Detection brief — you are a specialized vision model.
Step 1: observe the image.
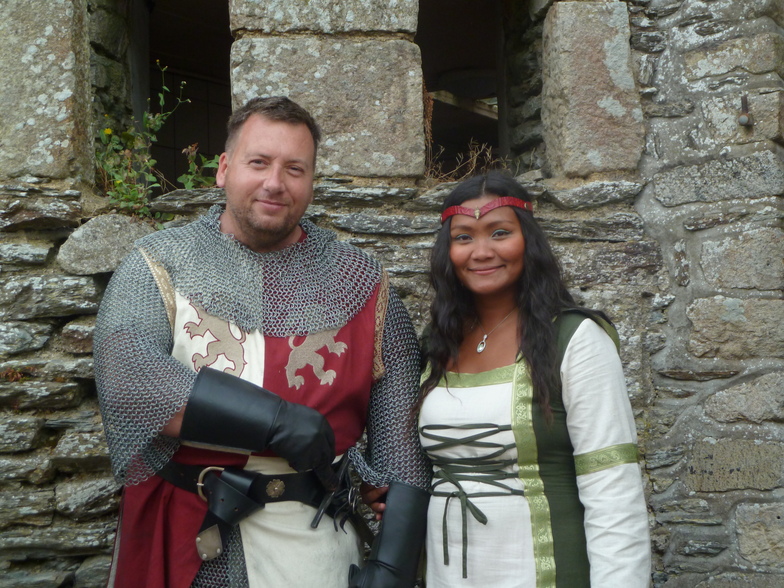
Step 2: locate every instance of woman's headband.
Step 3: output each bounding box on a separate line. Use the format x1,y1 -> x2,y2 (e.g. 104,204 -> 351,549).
440,196 -> 534,224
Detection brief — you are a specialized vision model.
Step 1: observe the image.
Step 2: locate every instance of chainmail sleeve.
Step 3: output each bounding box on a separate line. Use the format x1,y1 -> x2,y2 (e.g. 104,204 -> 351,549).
94,248 -> 196,486
348,287 -> 431,489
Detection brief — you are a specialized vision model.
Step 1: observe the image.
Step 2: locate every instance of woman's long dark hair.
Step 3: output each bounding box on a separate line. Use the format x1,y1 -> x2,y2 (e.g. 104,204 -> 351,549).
421,170 -> 589,419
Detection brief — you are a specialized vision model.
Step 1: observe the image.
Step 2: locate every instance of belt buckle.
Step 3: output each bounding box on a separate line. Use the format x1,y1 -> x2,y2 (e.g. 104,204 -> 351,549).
196,466 -> 225,502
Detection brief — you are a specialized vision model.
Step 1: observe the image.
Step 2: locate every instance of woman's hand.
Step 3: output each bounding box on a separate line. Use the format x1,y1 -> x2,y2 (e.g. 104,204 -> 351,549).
360,483 -> 388,521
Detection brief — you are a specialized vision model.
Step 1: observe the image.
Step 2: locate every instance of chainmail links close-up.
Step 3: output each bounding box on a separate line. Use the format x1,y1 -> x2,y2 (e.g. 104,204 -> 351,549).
94,248 -> 196,485
348,287 -> 432,490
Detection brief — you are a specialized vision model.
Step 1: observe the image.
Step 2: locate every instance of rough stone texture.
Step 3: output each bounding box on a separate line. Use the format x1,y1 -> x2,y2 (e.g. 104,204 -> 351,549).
0,241 -> 52,267
230,0 -> 418,34
736,503 -> 784,566
683,32 -> 784,80
0,321 -> 53,356
74,555 -> 113,588
700,227 -> 784,291
541,1 -> 645,177
706,372 -> 784,424
50,431 -> 110,473
55,476 -> 120,521
0,520 -> 115,557
57,315 -> 96,355
543,178 -> 645,209
684,439 -> 784,493
702,90 -> 784,147
653,144 -> 784,207
0,0 -> 91,180
56,214 -> 155,275
0,275 -> 101,320
0,186 -> 82,231
687,297 -> 784,359
0,486 -> 55,529
230,37 -> 425,177
0,416 -> 45,453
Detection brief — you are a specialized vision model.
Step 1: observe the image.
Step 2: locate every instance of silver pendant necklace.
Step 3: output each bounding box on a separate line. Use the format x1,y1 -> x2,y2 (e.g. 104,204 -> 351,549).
476,308 -> 516,353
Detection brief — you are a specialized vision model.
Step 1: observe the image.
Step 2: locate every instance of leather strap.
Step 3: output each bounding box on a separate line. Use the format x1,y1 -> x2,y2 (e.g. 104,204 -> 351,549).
156,460 -> 374,560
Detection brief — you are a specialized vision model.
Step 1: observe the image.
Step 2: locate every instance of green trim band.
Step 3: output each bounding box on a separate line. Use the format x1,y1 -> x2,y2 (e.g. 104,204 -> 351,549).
511,361 -> 557,587
439,364 -> 516,388
574,443 -> 638,476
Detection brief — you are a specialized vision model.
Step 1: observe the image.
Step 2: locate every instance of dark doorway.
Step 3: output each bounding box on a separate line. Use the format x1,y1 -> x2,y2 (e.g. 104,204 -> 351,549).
147,0 -> 233,190
416,0 -> 502,176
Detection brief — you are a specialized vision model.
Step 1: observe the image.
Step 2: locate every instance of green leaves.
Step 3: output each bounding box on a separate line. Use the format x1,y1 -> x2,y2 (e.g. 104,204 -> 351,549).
94,63 -> 216,227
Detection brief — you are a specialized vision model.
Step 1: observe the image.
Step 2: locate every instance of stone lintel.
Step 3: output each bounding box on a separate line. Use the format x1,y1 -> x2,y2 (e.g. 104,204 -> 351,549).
231,37 -> 425,178
230,0 -> 418,34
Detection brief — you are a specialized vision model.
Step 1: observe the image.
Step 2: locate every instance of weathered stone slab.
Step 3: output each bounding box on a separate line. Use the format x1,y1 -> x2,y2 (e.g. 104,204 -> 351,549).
149,188 -> 225,214
57,214 -> 155,275
706,372 -> 784,424
703,90 -> 784,146
683,32 -> 784,80
55,476 -> 120,521
58,315 -> 96,355
51,431 -> 111,473
0,241 -> 51,266
700,227 -> 784,291
0,321 -> 53,356
0,189 -> 82,231
541,1 -> 645,177
654,145 -> 784,207
684,439 -> 784,492
0,487 -> 54,529
538,212 -> 646,242
555,240 -> 663,287
74,555 -> 112,588
231,37 -> 425,177
653,497 -> 723,526
542,178 -> 645,209
0,0 -> 91,180
0,454 -> 54,485
230,0 -> 418,33
0,380 -> 84,410
0,520 -> 115,557
315,183 -> 418,207
690,573 -> 784,588
0,275 -> 101,320
0,415 -> 45,453
687,297 -> 784,359
736,503 -> 784,566
332,213 -> 439,236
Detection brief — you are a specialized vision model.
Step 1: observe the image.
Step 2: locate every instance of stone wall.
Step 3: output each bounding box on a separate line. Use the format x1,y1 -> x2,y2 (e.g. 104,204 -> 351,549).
0,0 -> 782,586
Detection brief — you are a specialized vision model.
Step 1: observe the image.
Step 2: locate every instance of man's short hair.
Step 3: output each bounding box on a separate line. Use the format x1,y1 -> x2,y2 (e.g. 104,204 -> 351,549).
225,96 -> 322,157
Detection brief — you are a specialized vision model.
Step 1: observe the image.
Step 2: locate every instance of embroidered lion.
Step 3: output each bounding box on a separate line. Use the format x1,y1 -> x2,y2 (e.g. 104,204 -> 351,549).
184,303 -> 247,376
285,328 -> 347,389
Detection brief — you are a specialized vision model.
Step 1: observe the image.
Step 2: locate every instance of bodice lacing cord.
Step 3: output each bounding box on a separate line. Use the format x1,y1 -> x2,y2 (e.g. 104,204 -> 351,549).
420,423 -> 526,579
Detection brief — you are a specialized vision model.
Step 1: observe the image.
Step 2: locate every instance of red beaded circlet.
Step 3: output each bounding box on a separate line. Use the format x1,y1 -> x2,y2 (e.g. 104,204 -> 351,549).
440,196 -> 534,224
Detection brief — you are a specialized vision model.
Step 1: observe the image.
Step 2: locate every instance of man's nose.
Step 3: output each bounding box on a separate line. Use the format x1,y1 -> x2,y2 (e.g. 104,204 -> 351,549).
264,165 -> 285,192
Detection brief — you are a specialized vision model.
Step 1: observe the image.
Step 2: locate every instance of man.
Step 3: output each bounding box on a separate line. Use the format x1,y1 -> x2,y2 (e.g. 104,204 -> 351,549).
95,97 -> 430,588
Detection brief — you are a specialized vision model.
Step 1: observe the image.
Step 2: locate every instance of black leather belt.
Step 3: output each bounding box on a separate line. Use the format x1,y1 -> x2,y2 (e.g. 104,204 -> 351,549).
158,461 -> 327,508
156,459 -> 373,561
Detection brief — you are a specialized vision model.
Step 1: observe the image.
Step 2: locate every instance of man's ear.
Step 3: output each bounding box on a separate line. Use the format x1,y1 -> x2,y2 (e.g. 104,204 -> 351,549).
215,152 -> 229,188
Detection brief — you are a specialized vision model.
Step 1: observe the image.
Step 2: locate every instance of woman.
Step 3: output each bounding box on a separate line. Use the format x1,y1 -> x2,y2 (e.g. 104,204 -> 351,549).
417,171 -> 651,587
